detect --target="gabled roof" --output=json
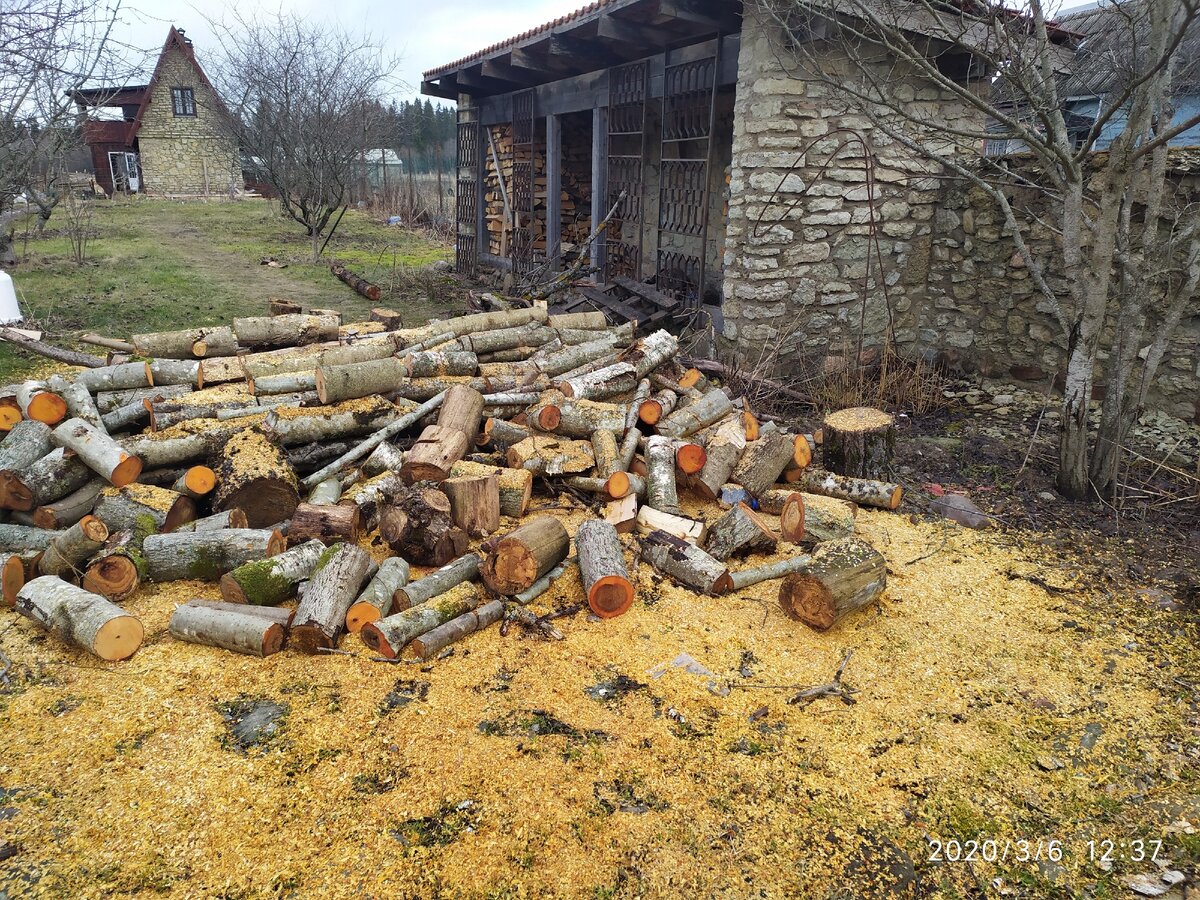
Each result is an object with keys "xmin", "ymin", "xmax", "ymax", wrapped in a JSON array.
[{"xmin": 128, "ymin": 26, "xmax": 232, "ymax": 140}]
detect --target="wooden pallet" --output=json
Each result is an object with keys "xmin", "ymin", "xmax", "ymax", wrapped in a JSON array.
[{"xmin": 551, "ymin": 278, "xmax": 681, "ymax": 331}]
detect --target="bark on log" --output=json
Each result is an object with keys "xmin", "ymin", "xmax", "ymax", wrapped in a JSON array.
[
  {"xmin": 93, "ymin": 484, "xmax": 197, "ymax": 536},
  {"xmin": 0, "ymin": 524, "xmax": 56, "ymax": 551},
  {"xmin": 173, "ymin": 465, "xmax": 217, "ymax": 500},
  {"xmin": 555, "ymin": 361, "xmax": 637, "ymax": 401},
  {"xmin": 634, "ymin": 506, "xmax": 706, "ymax": 543},
  {"xmin": 0, "ymin": 391, "xmax": 21, "ymax": 431},
  {"xmin": 15, "ymin": 576, "xmax": 143, "ymax": 660},
  {"xmin": 512, "ymin": 558, "xmax": 575, "ymax": 604},
  {"xmin": 729, "ymin": 555, "xmax": 813, "ymax": 591},
  {"xmin": 705, "ymin": 503, "xmax": 778, "ymax": 561},
  {"xmin": 95, "ymin": 384, "xmax": 189, "ymax": 414},
  {"xmin": 626, "ymin": 330, "xmax": 679, "ymax": 378},
  {"xmin": 16, "ymin": 381, "xmax": 66, "ymax": 425},
  {"xmin": 657, "ymin": 389, "xmax": 733, "ymax": 439},
  {"xmin": 639, "ymin": 388, "xmax": 678, "ymax": 426},
  {"xmin": 261, "ymin": 396, "xmax": 401, "ymax": 446},
  {"xmin": 640, "ymin": 530, "xmax": 733, "ymax": 595},
  {"xmin": 410, "ymin": 599, "xmax": 504, "ymax": 660},
  {"xmin": 141, "ymin": 528, "xmax": 286, "ymax": 582},
  {"xmin": 532, "ymin": 393, "xmax": 625, "ymax": 439},
  {"xmin": 287, "ymin": 502, "xmax": 361, "ymax": 546},
  {"xmin": 436, "ymin": 383, "xmax": 485, "ymax": 441},
  {"xmin": 212, "ymin": 428, "xmax": 300, "ymax": 528},
  {"xmin": 393, "ymin": 552, "xmax": 480, "ymax": 609},
  {"xmin": 696, "ymin": 418, "xmax": 746, "ymax": 500},
  {"xmin": 576, "ymin": 519, "xmax": 633, "ymax": 618},
  {"xmin": 591, "ymin": 429, "xmax": 620, "ymax": 479},
  {"xmin": 403, "ymin": 351, "xmax": 479, "ymax": 378},
  {"xmin": 456, "ymin": 323, "xmax": 551, "ymax": 355},
  {"xmin": 315, "ymin": 357, "xmax": 407, "ymax": 404},
  {"xmin": 481, "ymin": 516, "xmax": 570, "ymax": 595},
  {"xmin": 626, "ymin": 378, "xmax": 652, "ymax": 433},
  {"xmin": 362, "ymin": 441, "xmax": 405, "ymax": 478},
  {"xmin": 345, "ymin": 556, "xmax": 411, "ymax": 633},
  {"xmin": 0, "ymin": 420, "xmax": 52, "ymax": 473},
  {"xmin": 331, "ymin": 264, "xmax": 382, "ymax": 302},
  {"xmin": 548, "ymin": 311, "xmax": 606, "ymax": 329},
  {"xmin": 219, "ymin": 539, "xmax": 328, "ymax": 606},
  {"xmin": 290, "ymin": 543, "xmax": 374, "ymax": 653},
  {"xmin": 3, "ymin": 448, "xmax": 93, "ymax": 511},
  {"xmin": 250, "ymin": 371, "xmax": 317, "ymax": 396},
  {"xmin": 132, "ymin": 327, "xmax": 238, "ymax": 359},
  {"xmin": 1, "ymin": 550, "xmax": 41, "ymax": 606},
  {"xmin": 234, "ymin": 314, "xmax": 339, "ymax": 348},
  {"xmin": 506, "ymin": 435, "xmax": 594, "ymax": 476},
  {"xmin": 165, "ymin": 508, "xmax": 247, "ymax": 533},
  {"xmin": 604, "ymin": 494, "xmax": 639, "ymax": 534},
  {"xmin": 797, "ymin": 468, "xmax": 903, "ymax": 510},
  {"xmin": 399, "ymin": 424, "xmax": 470, "ymax": 484},
  {"xmin": 51, "ymin": 417, "xmax": 142, "ymax": 486},
  {"xmin": 778, "ymin": 537, "xmax": 886, "ymax": 629},
  {"xmin": 149, "ymin": 359, "xmax": 201, "ymax": 388},
  {"xmin": 379, "ymin": 486, "xmax": 469, "ymax": 566},
  {"xmin": 184, "ymin": 598, "xmax": 294, "ymax": 627},
  {"xmin": 38, "ymin": 515, "xmax": 108, "ymax": 578},
  {"xmin": 339, "ymin": 472, "xmax": 406, "ymax": 532},
  {"xmin": 645, "ymin": 435, "xmax": 682, "ymax": 515},
  {"xmin": 758, "ymin": 489, "xmax": 856, "ymax": 542},
  {"xmin": 440, "ymin": 474, "xmax": 500, "ymax": 537},
  {"xmin": 477, "ymin": 418, "xmax": 530, "ymax": 451},
  {"xmin": 822, "ymin": 407, "xmax": 896, "ymax": 480},
  {"xmin": 618, "ymin": 426, "xmax": 641, "ymax": 473},
  {"xmin": 732, "ymin": 429, "xmax": 795, "ymax": 497},
  {"xmin": 447, "ymin": 461, "xmax": 531, "ymax": 517},
  {"xmin": 308, "ymin": 476, "xmax": 341, "ymax": 505},
  {"xmin": 47, "ymin": 377, "xmax": 105, "ymax": 432},
  {"xmin": 168, "ymin": 603, "xmax": 285, "ymax": 657},
  {"xmin": 74, "ymin": 362, "xmax": 152, "ymax": 393},
  {"xmin": 360, "ymin": 581, "xmax": 480, "ymax": 658},
  {"xmin": 0, "ymin": 328, "xmax": 106, "ymax": 369}
]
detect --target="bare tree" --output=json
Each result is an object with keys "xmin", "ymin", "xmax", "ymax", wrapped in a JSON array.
[
  {"xmin": 754, "ymin": 0, "xmax": 1200, "ymax": 500},
  {"xmin": 0, "ymin": 0, "xmax": 126, "ymax": 262},
  {"xmin": 211, "ymin": 15, "xmax": 399, "ymax": 261}
]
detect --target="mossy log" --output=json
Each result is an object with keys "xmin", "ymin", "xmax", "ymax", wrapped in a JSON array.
[
  {"xmin": 360, "ymin": 582, "xmax": 481, "ymax": 659},
  {"xmin": 447, "ymin": 461, "xmax": 532, "ymax": 517},
  {"xmin": 797, "ymin": 468, "xmax": 903, "ymax": 511},
  {"xmin": 640, "ymin": 530, "xmax": 732, "ymax": 596},
  {"xmin": 290, "ymin": 542, "xmax": 374, "ymax": 653},
  {"xmin": 219, "ymin": 538, "xmax": 328, "ymax": 606},
  {"xmin": 778, "ymin": 537, "xmax": 886, "ymax": 630},
  {"xmin": 822, "ymin": 407, "xmax": 896, "ymax": 480},
  {"xmin": 212, "ymin": 428, "xmax": 299, "ymax": 528},
  {"xmin": 233, "ymin": 314, "xmax": 339, "ymax": 348},
  {"xmin": 393, "ymin": 552, "xmax": 480, "ymax": 609},
  {"xmin": 1, "ymin": 550, "xmax": 41, "ymax": 606},
  {"xmin": 15, "ymin": 576, "xmax": 143, "ymax": 661},
  {"xmin": 345, "ymin": 556, "xmax": 411, "ymax": 633},
  {"xmin": 379, "ymin": 486, "xmax": 469, "ymax": 566},
  {"xmin": 481, "ymin": 516, "xmax": 569, "ymax": 595},
  {"xmin": 38, "ymin": 515, "xmax": 108, "ymax": 578},
  {"xmin": 51, "ymin": 417, "xmax": 142, "ymax": 487},
  {"xmin": 168, "ymin": 603, "xmax": 285, "ymax": 657},
  {"xmin": 576, "ymin": 519, "xmax": 634, "ymax": 618},
  {"xmin": 141, "ymin": 528, "xmax": 286, "ymax": 582},
  {"xmin": 410, "ymin": 599, "xmax": 504, "ymax": 661},
  {"xmin": 287, "ymin": 502, "xmax": 361, "ymax": 546}
]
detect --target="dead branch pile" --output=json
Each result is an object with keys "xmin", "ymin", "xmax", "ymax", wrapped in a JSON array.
[{"xmin": 0, "ymin": 303, "xmax": 904, "ymax": 663}]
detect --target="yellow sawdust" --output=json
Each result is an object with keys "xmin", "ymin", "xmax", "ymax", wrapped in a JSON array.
[
  {"xmin": 98, "ymin": 483, "xmax": 182, "ymax": 514},
  {"xmin": 0, "ymin": 506, "xmax": 1191, "ymax": 898},
  {"xmin": 266, "ymin": 396, "xmax": 393, "ymax": 422},
  {"xmin": 218, "ymin": 429, "xmax": 297, "ymax": 490}
]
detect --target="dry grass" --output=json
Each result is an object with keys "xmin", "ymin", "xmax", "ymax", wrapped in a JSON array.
[{"xmin": 809, "ymin": 343, "xmax": 951, "ymax": 418}]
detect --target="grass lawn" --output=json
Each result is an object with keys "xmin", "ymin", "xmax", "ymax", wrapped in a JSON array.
[{"xmin": 1, "ymin": 197, "xmax": 455, "ymax": 382}]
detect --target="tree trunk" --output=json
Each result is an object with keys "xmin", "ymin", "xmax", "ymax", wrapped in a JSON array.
[
  {"xmin": 212, "ymin": 427, "xmax": 300, "ymax": 528},
  {"xmin": 345, "ymin": 556, "xmax": 412, "ymax": 633},
  {"xmin": 141, "ymin": 528, "xmax": 286, "ymax": 581},
  {"xmin": 133, "ymin": 327, "xmax": 239, "ymax": 360},
  {"xmin": 640, "ymin": 530, "xmax": 733, "ymax": 595},
  {"xmin": 93, "ymin": 484, "xmax": 196, "ymax": 535},
  {"xmin": 705, "ymin": 503, "xmax": 778, "ymax": 561},
  {"xmin": 696, "ymin": 418, "xmax": 746, "ymax": 499},
  {"xmin": 657, "ymin": 389, "xmax": 733, "ymax": 439},
  {"xmin": 447, "ymin": 461, "xmax": 532, "ymax": 517},
  {"xmin": 576, "ymin": 519, "xmax": 634, "ymax": 618},
  {"xmin": 403, "ymin": 351, "xmax": 479, "ymax": 378},
  {"xmin": 219, "ymin": 538, "xmax": 328, "ymax": 606},
  {"xmin": 634, "ymin": 506, "xmax": 706, "ymax": 543},
  {"xmin": 149, "ymin": 359, "xmax": 201, "ymax": 389},
  {"xmin": 47, "ymin": 378, "xmax": 106, "ymax": 432},
  {"xmin": 797, "ymin": 469, "xmax": 903, "ymax": 510},
  {"xmin": 645, "ymin": 435, "xmax": 682, "ymax": 515},
  {"xmin": 173, "ymin": 466, "xmax": 217, "ymax": 500},
  {"xmin": 15, "ymin": 576, "xmax": 143, "ymax": 660},
  {"xmin": 287, "ymin": 502, "xmax": 362, "ymax": 546},
  {"xmin": 778, "ymin": 537, "xmax": 886, "ymax": 630},
  {"xmin": 1, "ymin": 448, "xmax": 92, "ymax": 511},
  {"xmin": 250, "ymin": 371, "xmax": 317, "ymax": 396},
  {"xmin": 822, "ymin": 407, "xmax": 896, "ymax": 480},
  {"xmin": 477, "ymin": 418, "xmax": 530, "ymax": 451},
  {"xmin": 729, "ymin": 554, "xmax": 812, "ymax": 591},
  {"xmin": 168, "ymin": 604, "xmax": 285, "ymax": 657},
  {"xmin": 51, "ymin": 417, "xmax": 142, "ymax": 486},
  {"xmin": 639, "ymin": 388, "xmax": 679, "ymax": 426},
  {"xmin": 481, "ymin": 516, "xmax": 570, "ymax": 595},
  {"xmin": 360, "ymin": 581, "xmax": 481, "ymax": 659},
  {"xmin": 440, "ymin": 474, "xmax": 500, "ymax": 537},
  {"xmin": 233, "ymin": 314, "xmax": 339, "ymax": 348},
  {"xmin": 379, "ymin": 485, "xmax": 469, "ymax": 566},
  {"xmin": 555, "ymin": 362, "xmax": 638, "ymax": 401},
  {"xmin": 38, "ymin": 515, "xmax": 108, "ymax": 578},
  {"xmin": 289, "ymin": 543, "xmax": 374, "ymax": 653}
]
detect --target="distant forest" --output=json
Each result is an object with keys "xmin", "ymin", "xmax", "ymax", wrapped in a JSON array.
[{"xmin": 381, "ymin": 99, "xmax": 456, "ymax": 174}]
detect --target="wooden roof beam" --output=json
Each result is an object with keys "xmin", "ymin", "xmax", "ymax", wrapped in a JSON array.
[
  {"xmin": 422, "ymin": 78, "xmax": 459, "ymax": 100},
  {"xmin": 548, "ymin": 32, "xmax": 627, "ymax": 69},
  {"xmin": 656, "ymin": 0, "xmax": 738, "ymax": 32},
  {"xmin": 456, "ymin": 66, "xmax": 521, "ymax": 94},
  {"xmin": 481, "ymin": 57, "xmax": 542, "ymax": 87},
  {"xmin": 509, "ymin": 45, "xmax": 568, "ymax": 78},
  {"xmin": 596, "ymin": 14, "xmax": 672, "ymax": 53}
]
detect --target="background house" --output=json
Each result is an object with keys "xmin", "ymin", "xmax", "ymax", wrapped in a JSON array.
[{"xmin": 72, "ymin": 27, "xmax": 241, "ymax": 197}]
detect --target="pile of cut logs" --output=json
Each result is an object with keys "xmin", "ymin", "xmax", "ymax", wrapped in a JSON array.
[{"xmin": 0, "ymin": 304, "xmax": 903, "ymax": 665}]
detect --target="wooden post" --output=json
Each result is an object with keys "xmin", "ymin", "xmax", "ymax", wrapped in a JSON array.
[
  {"xmin": 547, "ymin": 112, "xmax": 562, "ymax": 273},
  {"xmin": 591, "ymin": 106, "xmax": 607, "ymax": 277}
]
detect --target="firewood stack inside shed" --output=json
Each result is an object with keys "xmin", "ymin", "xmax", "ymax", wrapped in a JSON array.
[{"xmin": 0, "ymin": 304, "xmax": 903, "ymax": 664}]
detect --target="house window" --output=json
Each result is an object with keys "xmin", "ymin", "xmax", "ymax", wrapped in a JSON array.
[{"xmin": 171, "ymin": 87, "xmax": 196, "ymax": 117}]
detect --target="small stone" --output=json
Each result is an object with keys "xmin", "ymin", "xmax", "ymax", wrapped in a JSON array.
[
  {"xmin": 930, "ymin": 493, "xmax": 992, "ymax": 529},
  {"xmin": 994, "ymin": 406, "xmax": 1011, "ymax": 416},
  {"xmin": 1123, "ymin": 874, "xmax": 1171, "ymax": 897},
  {"xmin": 991, "ymin": 394, "xmax": 1015, "ymax": 405},
  {"xmin": 1037, "ymin": 491, "xmax": 1056, "ymax": 501},
  {"xmin": 1035, "ymin": 755, "xmax": 1065, "ymax": 771},
  {"xmin": 1080, "ymin": 722, "xmax": 1103, "ymax": 750}
]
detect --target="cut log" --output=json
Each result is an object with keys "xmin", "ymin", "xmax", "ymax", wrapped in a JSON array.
[
  {"xmin": 270, "ymin": 298, "xmax": 303, "ymax": 315},
  {"xmin": 674, "ymin": 440, "xmax": 707, "ymax": 475},
  {"xmin": 173, "ymin": 465, "xmax": 217, "ymax": 500},
  {"xmin": 50, "ymin": 418, "xmax": 142, "ymax": 487},
  {"xmin": 94, "ymin": 384, "xmax": 190, "ymax": 414},
  {"xmin": 167, "ymin": 508, "xmax": 247, "ymax": 532},
  {"xmin": 732, "ymin": 429, "xmax": 795, "ymax": 497},
  {"xmin": 549, "ymin": 311, "xmax": 606, "ymax": 329},
  {"xmin": 360, "ymin": 581, "xmax": 480, "ymax": 658},
  {"xmin": 778, "ymin": 537, "xmax": 886, "ymax": 629},
  {"xmin": 506, "ymin": 435, "xmax": 594, "ymax": 476},
  {"xmin": 3, "ymin": 448, "xmax": 94, "ymax": 511},
  {"xmin": 555, "ymin": 361, "xmax": 637, "ymax": 401},
  {"xmin": 0, "ymin": 420, "xmax": 52, "ymax": 473},
  {"xmin": 16, "ymin": 381, "xmax": 66, "ymax": 425},
  {"xmin": 339, "ymin": 472, "xmax": 406, "ymax": 532},
  {"xmin": 250, "ymin": 371, "xmax": 317, "ymax": 396},
  {"xmin": 0, "ymin": 391, "xmax": 21, "ymax": 430},
  {"xmin": 618, "ymin": 426, "xmax": 640, "ymax": 473},
  {"xmin": 81, "ymin": 333, "xmax": 136, "ymax": 353},
  {"xmin": 287, "ymin": 502, "xmax": 362, "ymax": 546},
  {"xmin": 331, "ymin": 264, "xmax": 382, "ymax": 301},
  {"xmin": 100, "ymin": 398, "xmax": 152, "ymax": 433},
  {"xmin": 604, "ymin": 494, "xmax": 639, "ymax": 534},
  {"xmin": 15, "ymin": 576, "xmax": 143, "ymax": 661},
  {"xmin": 370, "ymin": 307, "xmax": 403, "ymax": 328},
  {"xmin": 345, "ymin": 556, "xmax": 411, "ymax": 633},
  {"xmin": 531, "ymin": 393, "xmax": 625, "ymax": 439},
  {"xmin": 81, "ymin": 531, "xmax": 148, "ymax": 601},
  {"xmin": 627, "ymin": 330, "xmax": 679, "ymax": 378},
  {"xmin": 141, "ymin": 528, "xmax": 286, "ymax": 582},
  {"xmin": 822, "ymin": 407, "xmax": 896, "ymax": 479},
  {"xmin": 634, "ymin": 506, "xmax": 706, "ymax": 544},
  {"xmin": 742, "ymin": 407, "xmax": 761, "ymax": 442},
  {"xmin": 645, "ymin": 435, "xmax": 682, "ymax": 515},
  {"xmin": 0, "ymin": 550, "xmax": 41, "ymax": 606},
  {"xmin": 212, "ymin": 427, "xmax": 300, "ymax": 528},
  {"xmin": 440, "ymin": 474, "xmax": 500, "ymax": 537},
  {"xmin": 640, "ymin": 530, "xmax": 733, "ymax": 596},
  {"xmin": 513, "ymin": 558, "xmax": 575, "ymax": 604},
  {"xmin": 399, "ymin": 424, "xmax": 470, "ymax": 484},
  {"xmin": 705, "ymin": 503, "xmax": 778, "ymax": 561},
  {"xmin": 679, "ymin": 367, "xmax": 708, "ymax": 391},
  {"xmin": 315, "ymin": 356, "xmax": 408, "ymax": 404},
  {"xmin": 603, "ymin": 470, "xmax": 645, "ymax": 501},
  {"xmin": 576, "ymin": 519, "xmax": 634, "ymax": 618},
  {"xmin": 38, "ymin": 515, "xmax": 108, "ymax": 578},
  {"xmin": 729, "ymin": 554, "xmax": 813, "ymax": 591},
  {"xmin": 234, "ymin": 314, "xmax": 340, "ymax": 348},
  {"xmin": 362, "ymin": 442, "xmax": 405, "ymax": 477},
  {"xmin": 696, "ymin": 418, "xmax": 746, "ymax": 500},
  {"xmin": 183, "ymin": 599, "xmax": 294, "ymax": 628},
  {"xmin": 308, "ymin": 476, "xmax": 342, "ymax": 505},
  {"xmin": 477, "ymin": 418, "xmax": 530, "ymax": 451},
  {"xmin": 447, "ymin": 461, "xmax": 532, "ymax": 517},
  {"xmin": 74, "ymin": 362, "xmax": 152, "ymax": 393},
  {"xmin": 0, "ymin": 524, "xmax": 56, "ymax": 551},
  {"xmin": 436, "ymin": 384, "xmax": 486, "ymax": 440},
  {"xmin": 149, "ymin": 359, "xmax": 201, "ymax": 388},
  {"xmin": 626, "ymin": 378, "xmax": 651, "ymax": 433},
  {"xmin": 792, "ymin": 433, "xmax": 814, "ymax": 470},
  {"xmin": 47, "ymin": 377, "xmax": 105, "ymax": 431},
  {"xmin": 132, "ymin": 327, "xmax": 237, "ymax": 359},
  {"xmin": 379, "ymin": 486, "xmax": 469, "ymax": 566},
  {"xmin": 219, "ymin": 539, "xmax": 328, "ymax": 606},
  {"xmin": 394, "ymin": 552, "xmax": 480, "ymax": 610},
  {"xmin": 759, "ymin": 489, "xmax": 856, "ymax": 542},
  {"xmin": 168, "ymin": 604, "xmax": 285, "ymax": 657},
  {"xmin": 639, "ymin": 388, "xmax": 678, "ymax": 426},
  {"xmin": 410, "ymin": 599, "xmax": 504, "ymax": 660},
  {"xmin": 262, "ymin": 396, "xmax": 401, "ymax": 446},
  {"xmin": 797, "ymin": 468, "xmax": 903, "ymax": 510},
  {"xmin": 403, "ymin": 350, "xmax": 479, "ymax": 378},
  {"xmin": 591, "ymin": 429, "xmax": 620, "ymax": 479},
  {"xmin": 481, "ymin": 516, "xmax": 570, "ymax": 595},
  {"xmin": 290, "ymin": 542, "xmax": 374, "ymax": 653},
  {"xmin": 657, "ymin": 389, "xmax": 733, "ymax": 439},
  {"xmin": 755, "ymin": 489, "xmax": 806, "ymax": 542}
]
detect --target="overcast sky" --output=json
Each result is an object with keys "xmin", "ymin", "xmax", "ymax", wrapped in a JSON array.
[{"xmin": 109, "ymin": 0, "xmax": 584, "ymax": 103}]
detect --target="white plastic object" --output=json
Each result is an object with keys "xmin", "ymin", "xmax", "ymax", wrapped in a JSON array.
[{"xmin": 0, "ymin": 271, "xmax": 22, "ymax": 325}]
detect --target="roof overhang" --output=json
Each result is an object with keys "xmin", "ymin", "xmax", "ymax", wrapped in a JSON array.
[{"xmin": 421, "ymin": 0, "xmax": 742, "ymax": 100}]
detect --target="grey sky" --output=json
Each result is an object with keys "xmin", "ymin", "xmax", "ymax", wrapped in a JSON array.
[{"xmin": 109, "ymin": 0, "xmax": 582, "ymax": 102}]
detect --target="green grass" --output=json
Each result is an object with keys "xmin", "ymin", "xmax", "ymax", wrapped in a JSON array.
[{"xmin": 2, "ymin": 197, "xmax": 455, "ymax": 383}]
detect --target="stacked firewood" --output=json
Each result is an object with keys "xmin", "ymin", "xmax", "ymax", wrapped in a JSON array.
[{"xmin": 0, "ymin": 304, "xmax": 903, "ymax": 664}]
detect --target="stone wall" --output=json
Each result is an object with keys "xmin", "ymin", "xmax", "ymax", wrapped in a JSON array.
[{"xmin": 137, "ymin": 46, "xmax": 240, "ymax": 196}]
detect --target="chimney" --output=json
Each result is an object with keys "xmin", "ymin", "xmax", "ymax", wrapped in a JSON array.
[{"xmin": 177, "ymin": 28, "xmax": 192, "ymax": 46}]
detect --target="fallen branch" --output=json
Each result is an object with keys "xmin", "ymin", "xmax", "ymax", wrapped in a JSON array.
[
  {"xmin": 523, "ymin": 191, "xmax": 627, "ymax": 303},
  {"xmin": 787, "ymin": 649, "xmax": 857, "ymax": 707},
  {"xmin": 0, "ymin": 328, "xmax": 107, "ymax": 369}
]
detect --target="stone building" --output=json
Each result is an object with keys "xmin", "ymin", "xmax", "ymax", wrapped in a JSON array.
[
  {"xmin": 424, "ymin": 0, "xmax": 1198, "ymax": 418},
  {"xmin": 72, "ymin": 27, "xmax": 241, "ymax": 198}
]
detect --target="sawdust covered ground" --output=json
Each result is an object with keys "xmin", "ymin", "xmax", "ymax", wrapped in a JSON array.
[{"xmin": 1, "ymin": 503, "xmax": 1197, "ymax": 899}]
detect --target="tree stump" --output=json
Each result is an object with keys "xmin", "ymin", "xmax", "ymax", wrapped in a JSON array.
[
  {"xmin": 822, "ymin": 407, "xmax": 896, "ymax": 480},
  {"xmin": 778, "ymin": 537, "xmax": 886, "ymax": 630},
  {"xmin": 481, "ymin": 517, "xmax": 570, "ymax": 595},
  {"xmin": 379, "ymin": 485, "xmax": 469, "ymax": 566},
  {"xmin": 577, "ymin": 519, "xmax": 634, "ymax": 618}
]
